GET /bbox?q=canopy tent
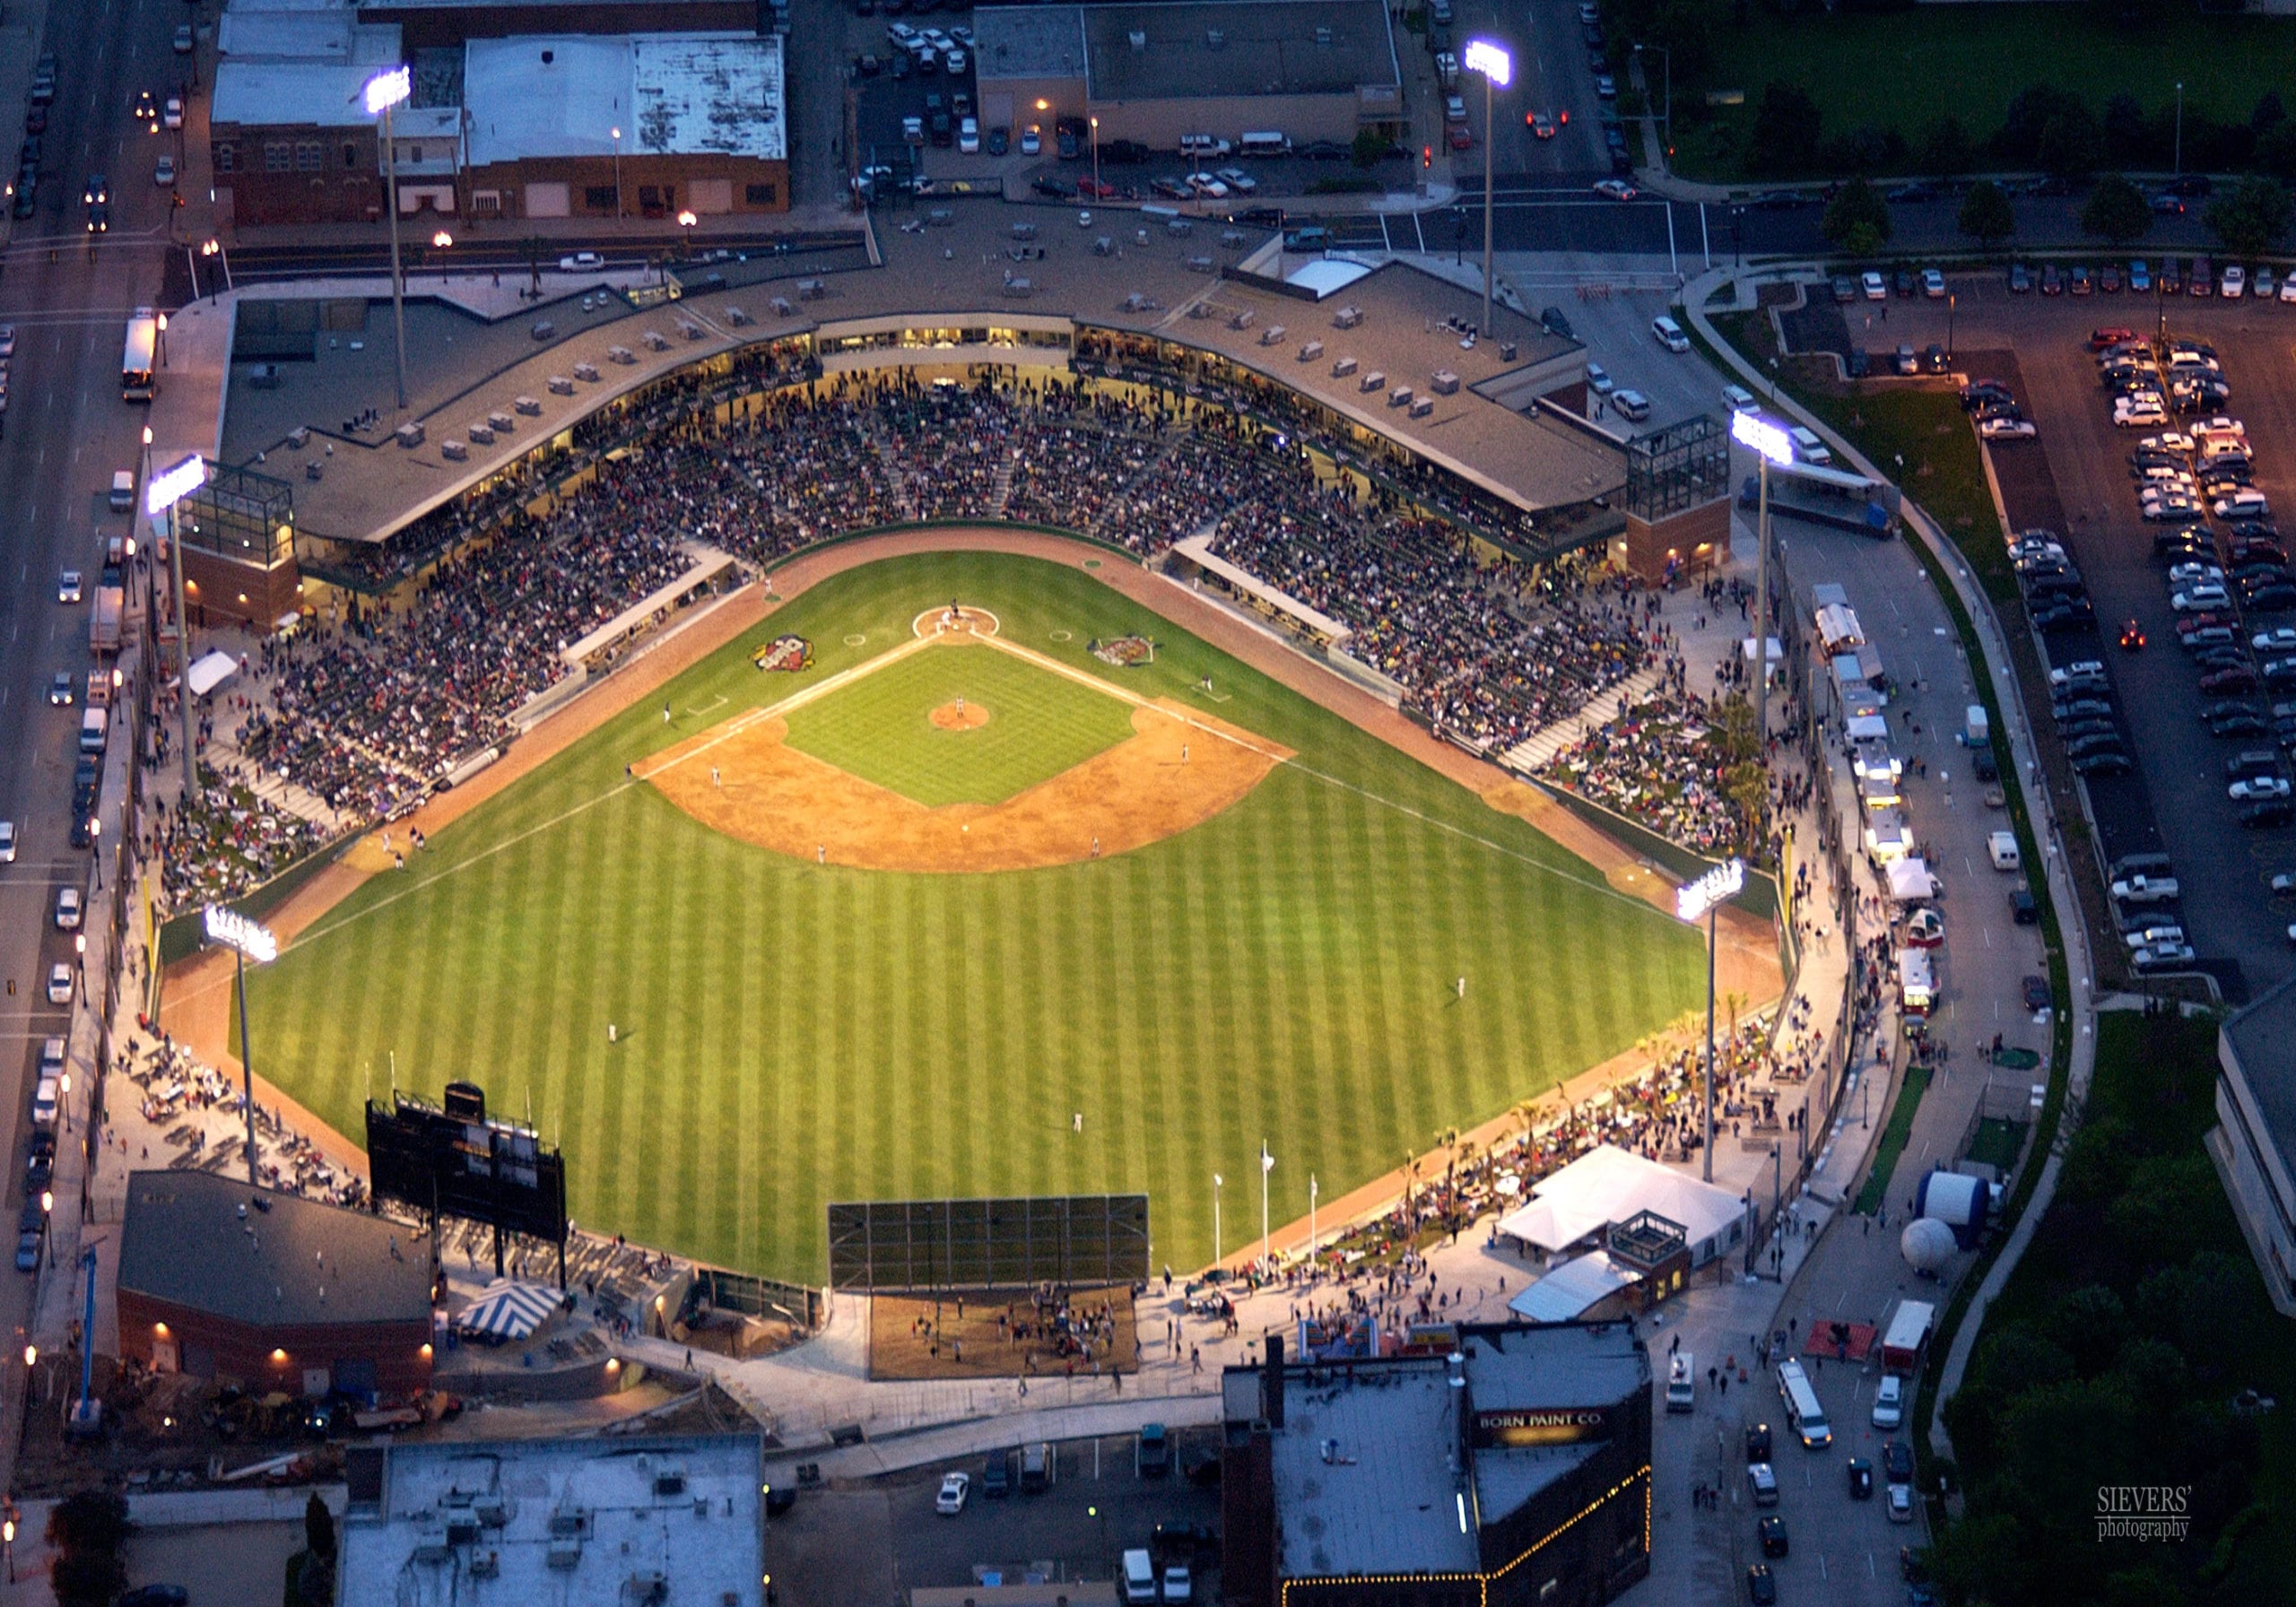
[1507,1250,1637,1324]
[187,650,241,699]
[453,1280,560,1342]
[1886,857,1937,902]
[1493,1143,1747,1267]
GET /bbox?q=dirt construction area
[868,1285,1138,1381]
[636,625,1293,873]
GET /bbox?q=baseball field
[237,547,1709,1282]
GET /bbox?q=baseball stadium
[157,239,1776,1297]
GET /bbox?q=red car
[1448,121,1473,151]
[1075,177,1115,199]
[2089,326,2137,351]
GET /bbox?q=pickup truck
[2110,874,2179,904]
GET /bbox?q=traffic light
[1559,109,1570,125]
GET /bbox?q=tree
[1822,177,1892,256]
[2080,173,2151,243]
[2207,175,2294,257]
[1958,179,2016,248]
[1918,116,1976,177]
[1747,83,1821,178]
[2039,106,2106,178]
[46,1492,131,1607]
[305,1491,337,1564]
[1351,127,1390,169]
[2262,122,2296,184]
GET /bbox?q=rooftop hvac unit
[1187,300,1213,318]
[413,1524,450,1564]
[487,411,515,432]
[1186,256,1214,274]
[643,330,670,351]
[1128,29,1146,48]
[549,1507,587,1536]
[1329,354,1355,376]
[546,375,574,395]
[1299,340,1323,360]
[770,298,793,317]
[726,307,752,326]
[608,345,636,365]
[1410,395,1436,417]
[1230,309,1254,329]
[440,440,467,462]
[529,320,556,342]
[1003,276,1033,298]
[572,361,600,382]
[445,1513,480,1545]
[1388,385,1413,408]
[1259,324,1287,345]
[287,426,310,448]
[1316,25,1333,44]
[1359,369,1386,392]
[394,421,424,447]
[1205,28,1224,47]
[677,321,704,341]
[1430,369,1460,395]
[469,1551,500,1579]
[466,421,494,444]
[474,1497,509,1526]
[547,1538,583,1571]
[654,1472,687,1498]
[1334,305,1363,328]
[513,395,542,416]
[624,1574,669,1606]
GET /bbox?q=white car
[1979,416,2036,441]
[2256,628,2296,653]
[1021,124,1041,155]
[2125,924,2186,950]
[557,251,605,272]
[1721,384,1758,413]
[54,886,82,930]
[2282,276,2296,304]
[2222,265,2247,299]
[2114,406,2169,430]
[1185,172,1228,198]
[1921,267,1946,298]
[2133,942,2198,971]
[173,22,193,51]
[2168,562,2224,586]
[2214,491,2272,519]
[163,95,183,130]
[1586,362,1615,395]
[2172,585,2231,611]
[1213,167,1257,193]
[887,22,919,46]
[46,965,71,1006]
[958,117,979,153]
[57,570,82,604]
[1161,1565,1192,1603]
[1862,269,1887,300]
[1871,1374,1904,1429]
[2140,495,2198,522]
[154,154,176,187]
[935,1472,970,1515]
[1613,388,1652,421]
[1593,178,1638,201]
[0,821,14,862]
[1888,1484,1915,1523]
[944,48,967,74]
[2231,777,2291,801]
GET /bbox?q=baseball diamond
[235,547,1709,1283]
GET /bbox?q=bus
[122,308,158,402]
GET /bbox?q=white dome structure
[1900,1216,1957,1274]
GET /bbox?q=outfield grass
[1676,11,2296,181]
[782,647,1137,806]
[239,550,1707,1282]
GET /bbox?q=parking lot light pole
[363,65,413,411]
[203,906,278,1186]
[612,126,624,216]
[1947,291,1956,360]
[1090,116,1100,203]
[1676,858,1746,1183]
[1463,41,1511,340]
[1733,411,1796,763]
[146,450,207,798]
[2174,83,2184,178]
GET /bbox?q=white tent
[1494,1143,1748,1267]
[187,649,240,699]
[453,1280,561,1342]
[1887,857,1937,902]
[1507,1251,1637,1323]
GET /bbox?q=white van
[109,470,135,513]
[1777,1359,1831,1449]
[1721,384,1758,413]
[1122,1548,1157,1604]
[1665,1353,1696,1412]
[1651,315,1690,353]
[79,707,108,754]
[31,1076,58,1131]
[1788,425,1832,465]
[1239,131,1291,159]
[1987,830,2021,871]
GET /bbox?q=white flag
[1261,1146,1275,1174]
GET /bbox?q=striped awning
[453,1280,560,1341]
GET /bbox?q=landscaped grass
[239,550,1707,1282]
[1675,10,2296,181]
[1964,1116,2027,1175]
[782,647,1137,806]
[1854,1062,1932,1217]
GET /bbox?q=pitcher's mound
[930,700,991,731]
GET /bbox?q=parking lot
[1811,271,2296,999]
[770,1429,1222,1605]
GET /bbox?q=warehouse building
[460,31,787,220]
[117,1170,436,1398]
[973,0,1403,154]
[1221,1325,1653,1607]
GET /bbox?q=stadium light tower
[1731,410,1795,768]
[1462,39,1511,340]
[146,451,207,797]
[204,905,279,1186]
[363,65,413,409]
[1680,858,1744,1184]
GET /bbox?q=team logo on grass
[753,634,814,673]
[1091,634,1154,668]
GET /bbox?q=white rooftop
[213,48,406,129]
[1285,258,1372,297]
[339,1435,764,1607]
[464,31,786,166]
[1495,1143,1746,1264]
[1506,1250,1637,1324]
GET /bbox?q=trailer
[1914,1168,1989,1249]
[1880,1299,1935,1374]
[90,586,123,655]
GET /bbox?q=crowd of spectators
[147,779,327,914]
[1542,687,1746,854]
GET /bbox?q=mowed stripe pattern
[781,643,1139,805]
[247,552,1704,1281]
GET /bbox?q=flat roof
[1158,259,1620,514]
[118,1169,432,1329]
[1083,0,1398,102]
[1269,1359,1479,1579]
[973,5,1091,82]
[2223,973,2296,1192]
[213,32,409,128]
[463,31,785,166]
[339,1437,762,1607]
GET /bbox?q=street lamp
[1090,116,1100,204]
[146,451,207,798]
[201,237,229,303]
[611,126,624,218]
[431,230,453,249]
[2174,83,2184,178]
[202,905,278,1187]
[1947,291,1956,360]
[676,209,697,256]
[1680,858,1744,1184]
[362,65,413,410]
[1462,39,1510,341]
[1733,410,1795,766]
